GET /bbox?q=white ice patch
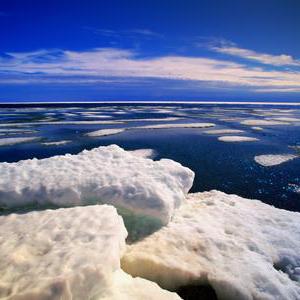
[218,136,258,142]
[122,191,300,300]
[136,123,215,130]
[0,137,39,146]
[269,117,300,122]
[241,119,290,126]
[119,117,181,122]
[41,140,71,146]
[0,120,123,127]
[204,129,244,135]
[0,145,194,225]
[86,129,126,137]
[251,126,263,131]
[254,154,298,166]
[129,149,157,159]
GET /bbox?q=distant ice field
[0,103,299,212]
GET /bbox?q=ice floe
[204,129,244,135]
[0,137,39,146]
[0,120,123,127]
[41,140,71,146]
[241,119,290,126]
[86,129,126,137]
[218,136,258,142]
[254,154,298,166]
[0,205,179,300]
[269,117,300,122]
[136,123,215,130]
[251,126,263,131]
[122,190,300,300]
[0,205,126,299]
[0,145,194,225]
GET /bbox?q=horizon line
[0,100,300,106]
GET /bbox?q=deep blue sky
[0,0,300,102]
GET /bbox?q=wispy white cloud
[207,40,300,67]
[0,48,300,92]
[83,27,163,39]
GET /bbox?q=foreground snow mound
[0,205,180,300]
[255,154,298,166]
[0,205,127,299]
[0,145,194,225]
[122,191,300,300]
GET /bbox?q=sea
[0,102,299,212]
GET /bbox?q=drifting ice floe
[0,137,39,146]
[251,126,263,131]
[269,117,300,122]
[0,120,123,127]
[240,119,290,126]
[254,154,298,166]
[204,129,244,135]
[136,123,215,130]
[122,190,300,300]
[41,140,71,146]
[0,145,194,225]
[86,129,126,137]
[218,136,258,142]
[0,205,179,300]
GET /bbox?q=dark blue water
[0,103,299,212]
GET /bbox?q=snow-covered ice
[42,140,71,146]
[86,129,126,137]
[136,123,215,130]
[0,137,39,146]
[0,205,179,300]
[204,129,244,135]
[240,119,290,126]
[218,136,259,142]
[0,205,126,299]
[122,190,300,300]
[254,154,298,166]
[251,126,263,131]
[129,149,157,159]
[269,117,300,122]
[0,145,194,225]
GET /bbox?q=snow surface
[122,190,300,300]
[0,205,179,300]
[204,129,244,135]
[86,129,126,137]
[129,149,157,159]
[254,154,298,166]
[218,136,259,142]
[0,137,39,146]
[0,145,194,225]
[136,123,215,129]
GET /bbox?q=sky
[0,0,300,102]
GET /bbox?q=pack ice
[0,205,180,300]
[122,190,300,300]
[0,145,194,225]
